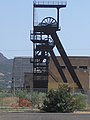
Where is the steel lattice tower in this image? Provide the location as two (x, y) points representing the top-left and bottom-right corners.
(30, 1), (83, 92)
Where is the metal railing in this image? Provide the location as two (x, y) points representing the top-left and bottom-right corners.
(33, 1), (67, 6)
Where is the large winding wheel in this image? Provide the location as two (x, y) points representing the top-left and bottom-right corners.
(40, 17), (57, 26)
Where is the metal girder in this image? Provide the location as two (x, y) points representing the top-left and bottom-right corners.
(50, 30), (83, 90)
(49, 49), (67, 83)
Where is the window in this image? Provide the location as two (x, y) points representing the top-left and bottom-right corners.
(61, 66), (65, 69)
(79, 66), (87, 69)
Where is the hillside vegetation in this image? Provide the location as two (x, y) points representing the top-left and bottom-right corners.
(0, 53), (13, 88)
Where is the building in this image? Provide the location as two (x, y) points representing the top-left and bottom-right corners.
(49, 56), (90, 92)
(12, 56), (90, 92)
(12, 57), (33, 89)
(24, 72), (33, 90)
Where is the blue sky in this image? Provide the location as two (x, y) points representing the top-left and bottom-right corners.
(0, 0), (90, 59)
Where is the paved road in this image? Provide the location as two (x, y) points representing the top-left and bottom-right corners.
(0, 112), (90, 120)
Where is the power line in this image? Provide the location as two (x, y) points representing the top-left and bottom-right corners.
(0, 48), (90, 51)
(0, 49), (32, 51)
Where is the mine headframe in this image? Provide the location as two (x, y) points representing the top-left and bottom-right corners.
(30, 1), (83, 92)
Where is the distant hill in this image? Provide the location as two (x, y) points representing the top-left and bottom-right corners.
(0, 53), (13, 88)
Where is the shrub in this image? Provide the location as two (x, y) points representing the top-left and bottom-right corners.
(15, 90), (28, 99)
(19, 98), (32, 108)
(30, 91), (46, 108)
(0, 90), (13, 98)
(15, 90), (46, 108)
(72, 93), (87, 110)
(41, 84), (86, 112)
